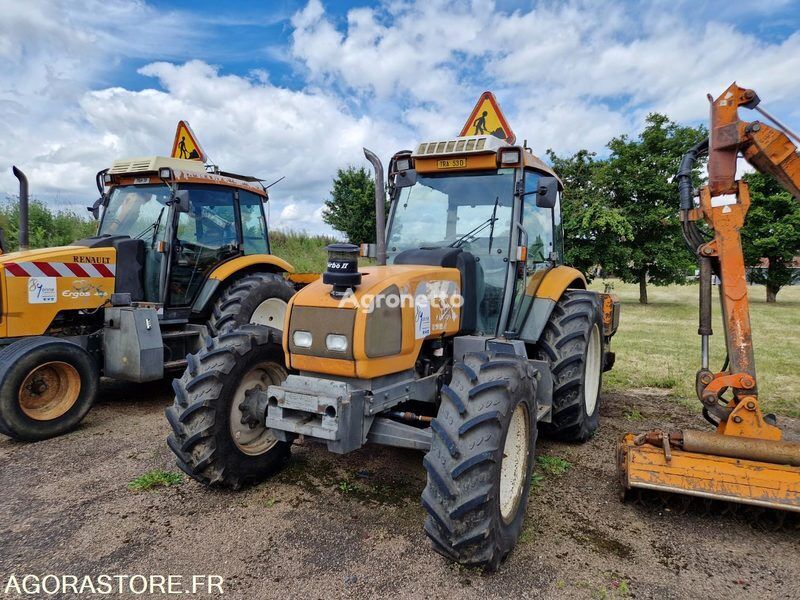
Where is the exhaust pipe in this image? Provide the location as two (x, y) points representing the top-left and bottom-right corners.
(12, 166), (29, 251)
(363, 148), (387, 266)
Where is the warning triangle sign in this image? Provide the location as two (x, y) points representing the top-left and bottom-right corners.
(170, 120), (207, 162)
(460, 92), (516, 144)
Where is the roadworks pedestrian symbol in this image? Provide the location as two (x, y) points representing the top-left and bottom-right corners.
(460, 91), (516, 144)
(171, 120), (207, 162)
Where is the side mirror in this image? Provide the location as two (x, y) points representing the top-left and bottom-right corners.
(173, 190), (190, 213)
(393, 169), (417, 189)
(87, 196), (105, 220)
(536, 176), (558, 209)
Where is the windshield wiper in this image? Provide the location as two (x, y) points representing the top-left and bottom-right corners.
(487, 196), (499, 254)
(131, 206), (165, 243)
(449, 216), (498, 248)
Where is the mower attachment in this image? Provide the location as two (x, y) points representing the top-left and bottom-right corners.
(618, 431), (800, 513)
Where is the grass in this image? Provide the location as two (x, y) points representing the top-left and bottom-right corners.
(593, 279), (800, 417)
(623, 407), (644, 421)
(270, 229), (336, 273)
(128, 469), (183, 491)
(536, 455), (572, 477)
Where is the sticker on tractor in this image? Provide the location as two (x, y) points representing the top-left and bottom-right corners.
(171, 120), (207, 162)
(460, 91), (516, 144)
(28, 277), (57, 304)
(415, 296), (431, 339)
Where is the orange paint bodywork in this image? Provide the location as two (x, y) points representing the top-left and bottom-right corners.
(285, 265), (462, 379)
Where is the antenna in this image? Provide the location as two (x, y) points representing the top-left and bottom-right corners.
(264, 175), (286, 190)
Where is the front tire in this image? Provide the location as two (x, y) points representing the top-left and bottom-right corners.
(166, 325), (291, 489)
(535, 290), (604, 442)
(0, 337), (98, 441)
(422, 351), (537, 571)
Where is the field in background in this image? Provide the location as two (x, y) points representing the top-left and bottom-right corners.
(593, 279), (800, 417)
(270, 230), (334, 273)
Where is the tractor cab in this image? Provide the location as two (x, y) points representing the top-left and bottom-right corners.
(95, 156), (274, 318)
(386, 134), (564, 338)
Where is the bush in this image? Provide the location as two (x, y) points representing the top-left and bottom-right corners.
(0, 197), (96, 251)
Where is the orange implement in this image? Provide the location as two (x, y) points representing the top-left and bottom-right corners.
(618, 82), (800, 514)
(618, 433), (800, 512)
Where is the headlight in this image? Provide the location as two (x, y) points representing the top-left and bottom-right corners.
(325, 334), (348, 352)
(292, 330), (313, 348)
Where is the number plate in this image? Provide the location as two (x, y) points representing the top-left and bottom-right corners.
(436, 158), (467, 169)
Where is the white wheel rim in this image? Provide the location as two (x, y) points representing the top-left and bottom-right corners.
(251, 298), (287, 330)
(229, 361), (285, 456)
(499, 403), (530, 523)
(584, 325), (602, 415)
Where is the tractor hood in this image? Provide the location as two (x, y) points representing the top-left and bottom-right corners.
(0, 245), (117, 339)
(284, 264), (462, 379)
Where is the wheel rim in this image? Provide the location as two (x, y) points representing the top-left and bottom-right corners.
(250, 298), (287, 330)
(499, 402), (530, 523)
(584, 324), (602, 415)
(229, 361), (285, 456)
(19, 361), (81, 421)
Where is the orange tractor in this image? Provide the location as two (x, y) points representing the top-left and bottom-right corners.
(618, 83), (800, 514)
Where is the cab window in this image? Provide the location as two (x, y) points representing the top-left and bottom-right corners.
(239, 190), (269, 255)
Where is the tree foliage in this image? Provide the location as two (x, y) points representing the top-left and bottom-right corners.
(549, 114), (707, 303)
(741, 171), (800, 302)
(322, 167), (380, 244)
(0, 197), (96, 251)
(547, 149), (631, 277)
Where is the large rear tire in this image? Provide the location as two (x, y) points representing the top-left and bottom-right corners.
(207, 272), (295, 335)
(0, 337), (98, 441)
(422, 351), (537, 571)
(535, 290), (604, 442)
(166, 325), (290, 489)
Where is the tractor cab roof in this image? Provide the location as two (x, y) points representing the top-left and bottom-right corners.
(106, 156), (268, 198)
(409, 135), (562, 188)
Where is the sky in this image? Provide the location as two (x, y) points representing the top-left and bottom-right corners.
(1, 0), (799, 235)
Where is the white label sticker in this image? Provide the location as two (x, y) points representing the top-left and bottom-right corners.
(134, 177), (151, 184)
(710, 194), (737, 207)
(415, 296), (431, 339)
(28, 277), (57, 303)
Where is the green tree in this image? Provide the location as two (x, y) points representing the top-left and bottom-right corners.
(600, 114), (707, 304)
(322, 167), (380, 243)
(0, 197), (96, 250)
(741, 171), (800, 302)
(547, 149), (631, 278)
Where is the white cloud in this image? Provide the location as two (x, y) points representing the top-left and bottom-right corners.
(1, 0), (799, 237)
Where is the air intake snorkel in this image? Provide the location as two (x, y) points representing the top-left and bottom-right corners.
(323, 244), (362, 297)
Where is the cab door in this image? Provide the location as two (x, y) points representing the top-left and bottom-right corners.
(508, 170), (558, 333)
(169, 185), (241, 307)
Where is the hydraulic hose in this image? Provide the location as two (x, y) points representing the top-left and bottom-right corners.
(678, 138), (709, 211)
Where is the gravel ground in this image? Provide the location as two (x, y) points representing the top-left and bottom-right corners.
(1, 380), (798, 599)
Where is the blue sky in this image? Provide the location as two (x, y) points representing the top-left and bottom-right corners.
(1, 0), (799, 234)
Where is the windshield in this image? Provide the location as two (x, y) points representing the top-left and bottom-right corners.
(387, 169), (515, 259)
(99, 184), (172, 240)
(387, 169), (515, 335)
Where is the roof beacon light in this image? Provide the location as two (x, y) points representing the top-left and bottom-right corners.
(500, 148), (521, 165)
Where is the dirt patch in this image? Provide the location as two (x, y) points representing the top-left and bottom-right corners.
(1, 382), (799, 599)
